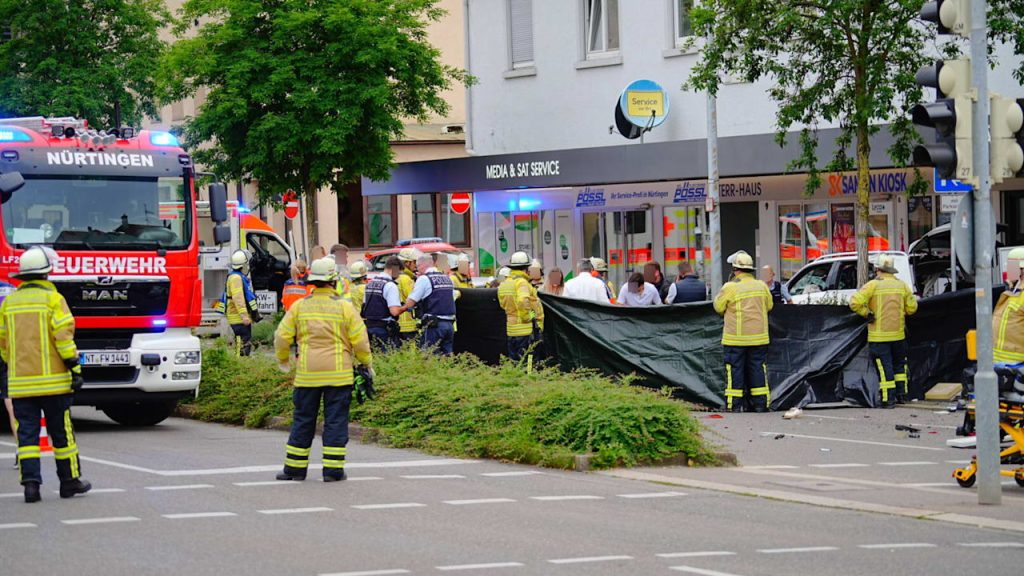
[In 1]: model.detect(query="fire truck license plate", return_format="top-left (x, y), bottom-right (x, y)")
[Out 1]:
top-left (82, 352), bottom-right (131, 366)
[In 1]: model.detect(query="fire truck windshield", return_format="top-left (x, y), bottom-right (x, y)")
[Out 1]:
top-left (1, 175), bottom-right (191, 251)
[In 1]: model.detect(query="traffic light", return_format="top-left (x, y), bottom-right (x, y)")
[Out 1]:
top-left (920, 0), bottom-right (971, 37)
top-left (911, 59), bottom-right (974, 183)
top-left (990, 95), bottom-right (1024, 183)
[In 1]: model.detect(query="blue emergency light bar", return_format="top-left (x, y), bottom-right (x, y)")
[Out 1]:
top-left (150, 132), bottom-right (179, 147)
top-left (0, 129), bottom-right (32, 142)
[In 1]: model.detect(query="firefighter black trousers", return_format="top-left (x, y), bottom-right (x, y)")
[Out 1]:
top-left (723, 345), bottom-right (771, 412)
top-left (870, 339), bottom-right (908, 406)
top-left (283, 386), bottom-right (352, 480)
top-left (13, 394), bottom-right (81, 485)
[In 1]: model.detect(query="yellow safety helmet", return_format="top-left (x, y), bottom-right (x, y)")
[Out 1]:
top-left (398, 247), bottom-right (422, 262)
top-left (307, 257), bottom-right (338, 282)
top-left (349, 260), bottom-right (368, 279)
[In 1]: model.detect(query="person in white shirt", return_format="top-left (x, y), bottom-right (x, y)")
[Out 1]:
top-left (562, 259), bottom-right (611, 304)
top-left (618, 273), bottom-right (660, 306)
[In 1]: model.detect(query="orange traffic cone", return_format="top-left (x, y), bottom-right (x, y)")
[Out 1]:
top-left (39, 416), bottom-right (52, 453)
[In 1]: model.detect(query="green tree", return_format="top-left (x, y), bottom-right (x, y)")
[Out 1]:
top-left (989, 1), bottom-right (1024, 83)
top-left (159, 0), bottom-right (466, 246)
top-left (0, 0), bottom-right (170, 127)
top-left (688, 0), bottom-right (929, 286)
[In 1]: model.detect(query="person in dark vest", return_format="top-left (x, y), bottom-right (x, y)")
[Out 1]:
top-left (644, 261), bottom-right (670, 301)
top-left (402, 253), bottom-right (457, 355)
top-left (361, 257), bottom-right (403, 350)
top-left (665, 262), bottom-right (707, 304)
top-left (761, 265), bottom-right (790, 305)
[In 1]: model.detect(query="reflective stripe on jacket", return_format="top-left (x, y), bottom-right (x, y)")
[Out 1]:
top-left (713, 272), bottom-right (773, 346)
top-left (994, 290), bottom-right (1024, 362)
top-left (349, 281), bottom-right (367, 311)
top-left (0, 280), bottom-right (78, 398)
top-left (281, 281), bottom-right (312, 311)
top-left (498, 271), bottom-right (536, 337)
top-left (225, 271), bottom-right (257, 324)
top-left (274, 287), bottom-right (372, 387)
top-left (335, 277), bottom-right (352, 302)
top-left (849, 273), bottom-right (917, 342)
top-left (397, 270), bottom-right (417, 333)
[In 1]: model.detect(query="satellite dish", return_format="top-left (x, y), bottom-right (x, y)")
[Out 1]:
top-left (614, 99), bottom-right (642, 139)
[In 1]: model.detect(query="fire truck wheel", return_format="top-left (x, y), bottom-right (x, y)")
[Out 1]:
top-left (100, 400), bottom-right (178, 427)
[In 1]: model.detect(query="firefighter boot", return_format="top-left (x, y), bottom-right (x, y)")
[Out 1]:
top-left (276, 470), bottom-right (307, 481)
top-left (23, 481), bottom-right (40, 503)
top-left (323, 470), bottom-right (347, 483)
top-left (59, 478), bottom-right (92, 499)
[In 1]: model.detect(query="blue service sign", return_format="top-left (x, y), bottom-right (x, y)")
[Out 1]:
top-left (934, 169), bottom-right (973, 193)
top-left (618, 80), bottom-right (670, 129)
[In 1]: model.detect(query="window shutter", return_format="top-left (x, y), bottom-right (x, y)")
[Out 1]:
top-left (510, 0), bottom-right (534, 66)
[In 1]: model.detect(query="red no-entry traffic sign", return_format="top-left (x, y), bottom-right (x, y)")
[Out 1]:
top-left (283, 190), bottom-right (299, 220)
top-left (450, 192), bottom-right (471, 215)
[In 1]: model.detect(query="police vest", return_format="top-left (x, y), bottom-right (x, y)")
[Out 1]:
top-left (419, 271), bottom-right (456, 318)
top-left (362, 276), bottom-right (395, 322)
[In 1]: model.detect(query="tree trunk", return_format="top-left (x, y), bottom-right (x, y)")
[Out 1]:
top-left (855, 124), bottom-right (871, 288)
top-left (304, 182), bottom-right (319, 256)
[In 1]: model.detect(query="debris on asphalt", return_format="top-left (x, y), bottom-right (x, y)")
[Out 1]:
top-left (895, 424), bottom-right (921, 433)
top-left (706, 414), bottom-right (724, 419)
top-left (783, 407), bottom-right (803, 419)
top-left (820, 448), bottom-right (831, 453)
top-left (908, 433), bottom-right (920, 438)
top-left (774, 434), bottom-right (785, 440)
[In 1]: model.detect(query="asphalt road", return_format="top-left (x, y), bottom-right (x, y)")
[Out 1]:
top-left (1, 409), bottom-right (1022, 576)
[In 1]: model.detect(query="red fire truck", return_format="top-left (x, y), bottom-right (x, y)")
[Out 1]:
top-left (0, 117), bottom-right (229, 425)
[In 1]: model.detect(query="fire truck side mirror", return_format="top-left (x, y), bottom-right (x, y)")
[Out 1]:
top-left (0, 171), bottom-right (25, 203)
top-left (208, 182), bottom-right (228, 223)
top-left (213, 224), bottom-right (231, 245)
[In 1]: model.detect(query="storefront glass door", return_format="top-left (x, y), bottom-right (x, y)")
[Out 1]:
top-left (581, 209), bottom-right (653, 292)
top-left (663, 206), bottom-right (707, 279)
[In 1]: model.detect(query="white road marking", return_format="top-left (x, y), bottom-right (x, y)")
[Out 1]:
top-left (858, 543), bottom-right (937, 549)
top-left (0, 492), bottom-right (25, 499)
top-left (162, 512), bottom-right (238, 520)
top-left (317, 565), bottom-right (409, 569)
top-left (62, 516), bottom-right (140, 526)
top-left (480, 471), bottom-right (544, 477)
top-left (547, 555), bottom-right (633, 564)
top-left (757, 546), bottom-right (839, 554)
top-left (670, 567), bottom-right (746, 576)
top-left (257, 507), bottom-right (333, 515)
top-left (352, 503), bottom-right (427, 510)
top-left (657, 551), bottom-right (737, 558)
top-left (760, 431), bottom-right (944, 451)
top-left (401, 474), bottom-right (466, 479)
top-left (436, 562), bottom-right (524, 571)
top-left (741, 465), bottom-right (799, 470)
top-left (51, 488), bottom-right (125, 495)
top-left (807, 463), bottom-right (870, 469)
top-left (877, 461), bottom-right (937, 467)
top-left (0, 523), bottom-right (36, 530)
top-left (958, 542), bottom-right (1024, 548)
top-left (348, 477), bottom-right (383, 482)
top-left (145, 484), bottom-right (215, 491)
top-left (946, 460), bottom-right (973, 465)
top-left (443, 498), bottom-right (517, 506)
top-left (617, 491), bottom-right (687, 499)
top-left (234, 481), bottom-right (300, 487)
top-left (530, 495), bottom-right (603, 501)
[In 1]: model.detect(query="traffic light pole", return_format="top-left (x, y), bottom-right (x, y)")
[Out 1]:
top-left (969, 0), bottom-right (1001, 505)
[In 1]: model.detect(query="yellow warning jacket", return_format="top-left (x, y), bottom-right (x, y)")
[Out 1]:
top-left (274, 287), bottom-right (372, 387)
top-left (0, 280), bottom-right (79, 398)
top-left (530, 284), bottom-right (544, 331)
top-left (349, 280), bottom-right (367, 311)
top-left (397, 270), bottom-right (417, 333)
top-left (498, 271), bottom-right (537, 337)
top-left (993, 290), bottom-right (1024, 362)
top-left (450, 272), bottom-right (473, 289)
top-left (713, 272), bottom-right (773, 346)
top-left (225, 273), bottom-right (253, 325)
top-left (849, 273), bottom-right (917, 343)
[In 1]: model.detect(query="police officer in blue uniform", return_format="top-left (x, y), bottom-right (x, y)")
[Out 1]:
top-left (361, 257), bottom-right (403, 350)
top-left (402, 253), bottom-right (457, 355)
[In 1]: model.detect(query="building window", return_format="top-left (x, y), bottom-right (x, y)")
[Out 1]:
top-left (584, 0), bottom-right (619, 57)
top-left (509, 0), bottom-right (534, 69)
top-left (412, 194), bottom-right (436, 238)
top-left (674, 0), bottom-right (694, 44)
top-left (365, 195), bottom-right (397, 247)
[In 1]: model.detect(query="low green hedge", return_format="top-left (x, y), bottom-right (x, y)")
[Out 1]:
top-left (188, 341), bottom-right (714, 470)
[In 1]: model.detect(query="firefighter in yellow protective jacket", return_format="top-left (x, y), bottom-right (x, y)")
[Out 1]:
top-left (225, 249), bottom-right (260, 356)
top-left (450, 253), bottom-right (474, 289)
top-left (0, 247), bottom-right (91, 503)
top-left (348, 261), bottom-right (369, 310)
top-left (850, 254), bottom-right (918, 408)
top-left (713, 251), bottom-right (774, 412)
top-left (274, 257), bottom-right (372, 482)
top-left (396, 248), bottom-right (421, 342)
top-left (993, 247), bottom-right (1024, 363)
top-left (498, 252), bottom-right (538, 362)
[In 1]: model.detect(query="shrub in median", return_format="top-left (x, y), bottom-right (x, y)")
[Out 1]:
top-left (190, 342), bottom-right (714, 470)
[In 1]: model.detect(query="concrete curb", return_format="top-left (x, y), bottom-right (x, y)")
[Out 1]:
top-left (599, 469), bottom-right (1024, 534)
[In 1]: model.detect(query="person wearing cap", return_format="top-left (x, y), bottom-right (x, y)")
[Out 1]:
top-left (850, 254), bottom-right (918, 408)
top-left (1, 246), bottom-right (91, 502)
top-left (396, 248), bottom-right (421, 342)
top-left (562, 258), bottom-right (611, 304)
top-left (401, 253), bottom-right (458, 354)
top-left (274, 257), bottom-right (372, 482)
top-left (450, 253), bottom-right (474, 289)
top-left (362, 257), bottom-right (404, 349)
top-left (281, 259), bottom-right (312, 312)
top-left (498, 252), bottom-right (538, 361)
top-left (713, 251), bottom-right (774, 412)
top-left (348, 261), bottom-right (369, 310)
top-left (222, 249), bottom-right (261, 356)
top-left (994, 247), bottom-right (1024, 363)
top-left (590, 257), bottom-right (617, 303)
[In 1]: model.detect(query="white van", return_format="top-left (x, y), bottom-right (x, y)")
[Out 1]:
top-left (786, 251), bottom-right (915, 305)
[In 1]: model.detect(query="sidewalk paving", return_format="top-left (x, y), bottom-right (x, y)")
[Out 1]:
top-left (601, 405), bottom-right (1024, 533)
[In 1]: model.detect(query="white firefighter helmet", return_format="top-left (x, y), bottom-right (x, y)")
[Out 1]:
top-left (398, 247), bottom-right (422, 262)
top-left (875, 254), bottom-right (898, 274)
top-left (457, 253), bottom-right (471, 264)
top-left (732, 251), bottom-right (755, 271)
top-left (13, 246), bottom-right (56, 278)
top-left (230, 249), bottom-right (251, 270)
top-left (307, 257), bottom-right (338, 282)
top-left (497, 267), bottom-right (511, 279)
top-left (349, 260), bottom-right (368, 279)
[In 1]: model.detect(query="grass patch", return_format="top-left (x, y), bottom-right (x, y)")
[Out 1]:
top-left (188, 341), bottom-right (715, 470)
